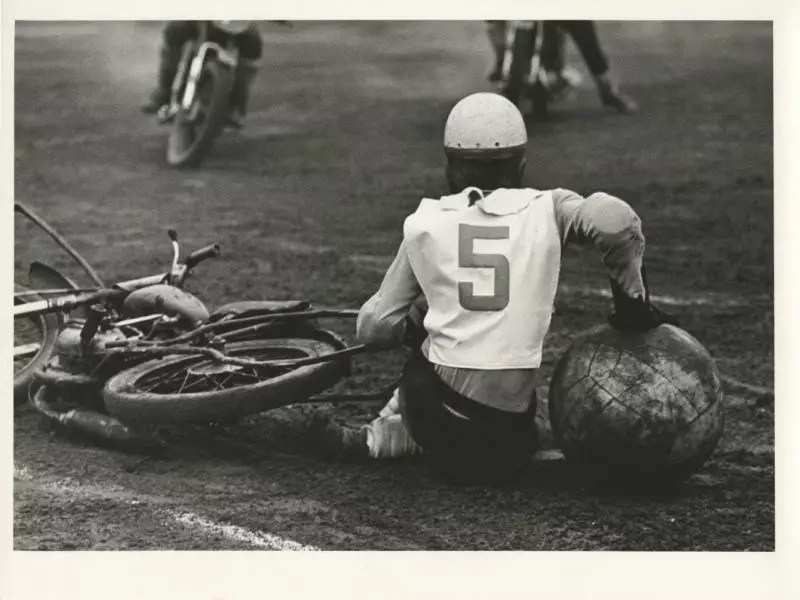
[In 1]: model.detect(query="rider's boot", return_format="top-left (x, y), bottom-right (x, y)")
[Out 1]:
top-left (141, 44), bottom-right (182, 115)
top-left (226, 59), bottom-right (259, 130)
top-left (595, 72), bottom-right (638, 114)
top-left (545, 67), bottom-right (582, 103)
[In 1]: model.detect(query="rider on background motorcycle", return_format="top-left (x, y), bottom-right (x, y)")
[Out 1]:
top-left (141, 21), bottom-right (264, 129)
top-left (487, 20), bottom-right (637, 114)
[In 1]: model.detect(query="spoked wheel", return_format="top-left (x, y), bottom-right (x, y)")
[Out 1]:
top-left (166, 60), bottom-right (234, 168)
top-left (103, 336), bottom-right (349, 424)
top-left (14, 285), bottom-right (60, 404)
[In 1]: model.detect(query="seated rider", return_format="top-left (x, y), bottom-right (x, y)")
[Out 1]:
top-left (356, 92), bottom-right (674, 485)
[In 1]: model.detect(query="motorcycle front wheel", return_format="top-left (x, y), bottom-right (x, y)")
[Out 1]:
top-left (102, 335), bottom-right (350, 424)
top-left (166, 60), bottom-right (234, 168)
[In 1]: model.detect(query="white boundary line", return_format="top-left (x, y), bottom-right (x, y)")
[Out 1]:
top-left (13, 466), bottom-right (321, 551)
top-left (169, 512), bottom-right (319, 551)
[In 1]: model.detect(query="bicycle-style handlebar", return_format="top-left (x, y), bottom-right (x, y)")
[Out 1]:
top-left (185, 244), bottom-right (221, 269)
top-left (14, 240), bottom-right (222, 318)
top-left (114, 240), bottom-right (221, 291)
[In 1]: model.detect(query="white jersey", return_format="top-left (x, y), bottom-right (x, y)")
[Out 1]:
top-left (403, 187), bottom-right (560, 369)
top-left (356, 185), bottom-right (646, 412)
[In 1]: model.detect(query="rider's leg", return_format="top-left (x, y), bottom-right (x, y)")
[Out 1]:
top-left (540, 22), bottom-right (566, 74)
top-left (503, 21), bottom-right (537, 109)
top-left (141, 21), bottom-right (196, 114)
top-left (227, 59), bottom-right (259, 129)
top-left (557, 20), bottom-right (638, 113)
top-left (227, 26), bottom-right (263, 129)
top-left (397, 351), bottom-right (538, 486)
top-left (486, 20), bottom-right (508, 82)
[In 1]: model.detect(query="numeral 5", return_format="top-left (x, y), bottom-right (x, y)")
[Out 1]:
top-left (458, 224), bottom-right (510, 311)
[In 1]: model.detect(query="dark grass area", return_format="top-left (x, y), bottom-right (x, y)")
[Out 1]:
top-left (13, 21), bottom-right (773, 550)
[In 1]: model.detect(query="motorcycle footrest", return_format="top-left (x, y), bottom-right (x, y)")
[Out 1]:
top-left (157, 105), bottom-right (178, 124)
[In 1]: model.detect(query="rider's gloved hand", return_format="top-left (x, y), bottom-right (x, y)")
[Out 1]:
top-left (402, 296), bottom-right (428, 350)
top-left (607, 266), bottom-right (680, 332)
top-left (402, 317), bottom-right (427, 351)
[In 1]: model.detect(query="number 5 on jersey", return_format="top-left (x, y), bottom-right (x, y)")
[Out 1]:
top-left (458, 224), bottom-right (510, 311)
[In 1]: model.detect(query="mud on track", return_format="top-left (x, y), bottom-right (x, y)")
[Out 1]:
top-left (14, 21), bottom-right (773, 550)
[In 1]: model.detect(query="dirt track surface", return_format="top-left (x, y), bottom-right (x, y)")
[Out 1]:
top-left (14, 21), bottom-right (773, 551)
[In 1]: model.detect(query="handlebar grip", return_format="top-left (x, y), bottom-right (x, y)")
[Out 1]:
top-left (185, 243), bottom-right (221, 269)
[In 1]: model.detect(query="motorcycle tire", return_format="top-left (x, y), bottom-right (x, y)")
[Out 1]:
top-left (102, 335), bottom-right (349, 424)
top-left (14, 285), bottom-right (60, 405)
top-left (166, 60), bottom-right (234, 168)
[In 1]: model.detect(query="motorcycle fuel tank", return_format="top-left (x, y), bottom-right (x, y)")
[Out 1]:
top-left (122, 284), bottom-right (210, 327)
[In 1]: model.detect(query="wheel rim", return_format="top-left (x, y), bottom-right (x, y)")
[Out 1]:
top-left (14, 314), bottom-right (45, 377)
top-left (14, 284), bottom-right (51, 385)
top-left (129, 346), bottom-right (314, 396)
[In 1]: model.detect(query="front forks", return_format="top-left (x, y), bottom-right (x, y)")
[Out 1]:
top-left (158, 41), bottom-right (238, 124)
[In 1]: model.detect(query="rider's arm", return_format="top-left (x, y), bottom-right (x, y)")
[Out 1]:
top-left (552, 188), bottom-right (647, 298)
top-left (356, 239), bottom-right (423, 349)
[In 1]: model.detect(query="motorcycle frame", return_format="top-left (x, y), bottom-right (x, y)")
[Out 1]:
top-left (163, 22), bottom-right (240, 121)
top-left (14, 215), bottom-right (366, 371)
top-left (502, 20), bottom-right (547, 87)
top-left (180, 41), bottom-right (238, 111)
top-left (15, 204), bottom-right (395, 451)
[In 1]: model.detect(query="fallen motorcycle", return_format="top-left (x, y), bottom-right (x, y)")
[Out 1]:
top-left (14, 201), bottom-right (392, 451)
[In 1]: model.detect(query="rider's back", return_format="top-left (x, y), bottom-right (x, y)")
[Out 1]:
top-left (404, 186), bottom-right (562, 371)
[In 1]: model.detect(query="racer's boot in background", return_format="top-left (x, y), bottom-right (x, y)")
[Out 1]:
top-left (595, 72), bottom-right (638, 114)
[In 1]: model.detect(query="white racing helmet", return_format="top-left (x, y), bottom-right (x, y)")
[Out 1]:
top-left (443, 92), bottom-right (527, 159)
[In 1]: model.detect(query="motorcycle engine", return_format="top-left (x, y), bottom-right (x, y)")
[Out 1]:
top-left (55, 319), bottom-right (129, 370)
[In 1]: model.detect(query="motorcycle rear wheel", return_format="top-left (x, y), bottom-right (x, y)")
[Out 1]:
top-left (102, 335), bottom-right (349, 424)
top-left (166, 60), bottom-right (234, 168)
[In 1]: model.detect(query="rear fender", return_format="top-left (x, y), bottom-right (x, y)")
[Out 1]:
top-left (28, 261), bottom-right (84, 320)
top-left (29, 261), bottom-right (82, 292)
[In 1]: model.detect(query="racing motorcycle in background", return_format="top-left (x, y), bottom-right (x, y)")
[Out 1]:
top-left (156, 20), bottom-right (257, 168)
top-left (499, 21), bottom-right (582, 121)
